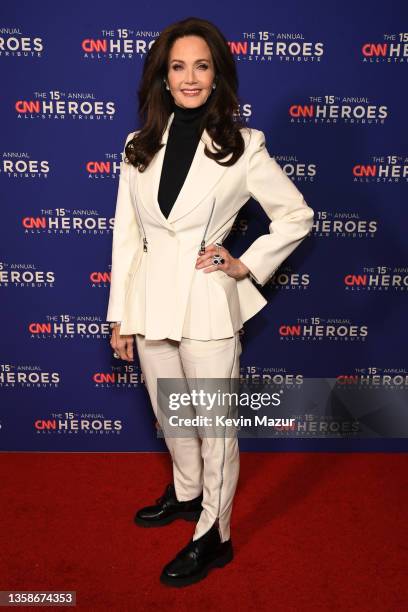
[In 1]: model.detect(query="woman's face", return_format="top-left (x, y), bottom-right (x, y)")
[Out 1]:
top-left (166, 35), bottom-right (215, 109)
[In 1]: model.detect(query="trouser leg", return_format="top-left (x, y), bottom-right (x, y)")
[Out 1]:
top-left (178, 331), bottom-right (242, 543)
top-left (134, 333), bottom-right (203, 501)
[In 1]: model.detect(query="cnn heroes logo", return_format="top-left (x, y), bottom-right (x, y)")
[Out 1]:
top-left (15, 91), bottom-right (116, 120)
top-left (232, 31), bottom-right (324, 62)
top-left (352, 154), bottom-right (408, 183)
top-left (278, 316), bottom-right (368, 342)
top-left (0, 28), bottom-right (44, 57)
top-left (361, 32), bottom-right (408, 63)
top-left (344, 266), bottom-right (408, 292)
top-left (312, 211), bottom-right (378, 238)
top-left (1, 153), bottom-right (49, 178)
top-left (82, 28), bottom-right (157, 60)
top-left (0, 262), bottom-right (55, 287)
top-left (22, 208), bottom-right (113, 235)
top-left (289, 95), bottom-right (388, 124)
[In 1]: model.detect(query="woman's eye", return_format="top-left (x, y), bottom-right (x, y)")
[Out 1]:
top-left (172, 64), bottom-right (209, 70)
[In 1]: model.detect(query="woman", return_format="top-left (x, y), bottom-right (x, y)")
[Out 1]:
top-left (107, 17), bottom-right (314, 587)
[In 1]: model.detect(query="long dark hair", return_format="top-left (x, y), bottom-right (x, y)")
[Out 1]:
top-left (125, 16), bottom-right (248, 171)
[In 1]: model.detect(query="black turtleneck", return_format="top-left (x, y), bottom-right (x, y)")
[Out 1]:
top-left (157, 96), bottom-right (210, 219)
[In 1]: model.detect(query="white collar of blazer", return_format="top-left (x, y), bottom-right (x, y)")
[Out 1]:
top-left (134, 111), bottom-right (230, 229)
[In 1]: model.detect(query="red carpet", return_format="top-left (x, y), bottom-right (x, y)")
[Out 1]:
top-left (0, 452), bottom-right (407, 611)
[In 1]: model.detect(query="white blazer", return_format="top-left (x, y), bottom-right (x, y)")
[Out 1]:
top-left (106, 112), bottom-right (314, 341)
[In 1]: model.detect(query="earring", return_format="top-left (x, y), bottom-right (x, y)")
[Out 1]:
top-left (163, 79), bottom-right (170, 90)
top-left (212, 82), bottom-right (216, 89)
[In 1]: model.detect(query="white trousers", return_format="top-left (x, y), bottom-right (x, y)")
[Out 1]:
top-left (135, 331), bottom-right (242, 543)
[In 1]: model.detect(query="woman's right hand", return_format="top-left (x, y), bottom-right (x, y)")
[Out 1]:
top-left (110, 325), bottom-right (134, 362)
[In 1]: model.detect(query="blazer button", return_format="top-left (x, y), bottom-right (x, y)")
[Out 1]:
top-left (167, 229), bottom-right (175, 237)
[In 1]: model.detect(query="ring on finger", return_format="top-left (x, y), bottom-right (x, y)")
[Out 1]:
top-left (213, 242), bottom-right (224, 266)
top-left (212, 253), bottom-right (225, 265)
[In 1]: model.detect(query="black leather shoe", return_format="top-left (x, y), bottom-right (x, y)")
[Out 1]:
top-left (160, 522), bottom-right (233, 587)
top-left (134, 483), bottom-right (203, 527)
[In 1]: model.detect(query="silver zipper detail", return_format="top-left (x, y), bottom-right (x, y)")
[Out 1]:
top-left (199, 197), bottom-right (216, 255)
top-left (133, 195), bottom-right (218, 256)
top-left (133, 198), bottom-right (148, 252)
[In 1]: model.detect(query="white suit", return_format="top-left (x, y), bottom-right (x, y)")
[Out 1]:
top-left (106, 113), bottom-right (315, 340)
top-left (106, 114), bottom-right (314, 542)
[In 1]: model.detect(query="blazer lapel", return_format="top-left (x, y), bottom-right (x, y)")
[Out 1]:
top-left (135, 112), bottom-right (229, 226)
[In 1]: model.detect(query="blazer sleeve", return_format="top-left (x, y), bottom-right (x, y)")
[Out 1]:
top-left (106, 131), bottom-right (141, 322)
top-left (238, 129), bottom-right (315, 287)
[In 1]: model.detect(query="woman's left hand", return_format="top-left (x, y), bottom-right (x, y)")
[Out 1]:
top-left (195, 243), bottom-right (250, 280)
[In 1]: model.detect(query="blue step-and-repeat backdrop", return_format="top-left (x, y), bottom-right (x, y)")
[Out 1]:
top-left (1, 1), bottom-right (407, 452)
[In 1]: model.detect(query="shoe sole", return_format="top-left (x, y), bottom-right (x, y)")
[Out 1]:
top-left (134, 510), bottom-right (202, 527)
top-left (159, 545), bottom-right (234, 587)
